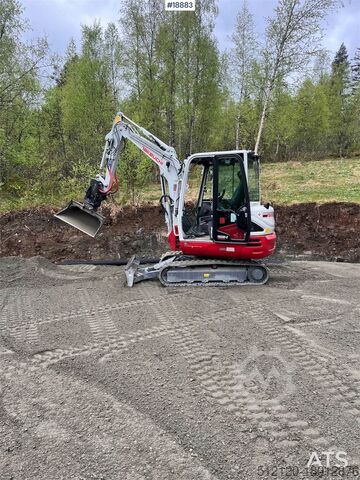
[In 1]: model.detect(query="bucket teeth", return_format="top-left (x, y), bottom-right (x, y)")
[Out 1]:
top-left (54, 201), bottom-right (105, 237)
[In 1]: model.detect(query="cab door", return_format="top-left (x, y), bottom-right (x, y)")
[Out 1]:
top-left (212, 154), bottom-right (251, 243)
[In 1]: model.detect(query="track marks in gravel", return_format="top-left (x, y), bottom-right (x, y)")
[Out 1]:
top-left (2, 323), bottom-right (178, 377)
top-left (1, 368), bottom-right (218, 480)
top-left (146, 296), bottom-right (329, 457)
top-left (79, 289), bottom-right (119, 343)
top-left (1, 294), bottom-right (39, 344)
top-left (245, 302), bottom-right (360, 424)
top-left (226, 291), bottom-right (360, 461)
top-left (0, 286), bottom-right (187, 348)
top-left (1, 288), bottom-right (194, 372)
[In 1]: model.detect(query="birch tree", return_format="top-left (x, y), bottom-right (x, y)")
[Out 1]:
top-left (157, 12), bottom-right (180, 146)
top-left (177, 0), bottom-right (219, 156)
top-left (351, 48), bottom-right (360, 90)
top-left (104, 23), bottom-right (123, 103)
top-left (120, 0), bottom-right (164, 130)
top-left (229, 0), bottom-right (258, 149)
top-left (254, 0), bottom-right (340, 155)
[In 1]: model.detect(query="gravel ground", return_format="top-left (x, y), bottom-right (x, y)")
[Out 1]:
top-left (0, 257), bottom-right (359, 480)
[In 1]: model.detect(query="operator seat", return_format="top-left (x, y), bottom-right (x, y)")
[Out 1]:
top-left (230, 178), bottom-right (246, 210)
top-left (183, 202), bottom-right (212, 238)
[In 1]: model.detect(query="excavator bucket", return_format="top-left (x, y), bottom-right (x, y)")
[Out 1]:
top-left (54, 201), bottom-right (105, 237)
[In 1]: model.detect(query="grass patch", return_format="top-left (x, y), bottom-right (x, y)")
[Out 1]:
top-left (261, 157), bottom-right (360, 204)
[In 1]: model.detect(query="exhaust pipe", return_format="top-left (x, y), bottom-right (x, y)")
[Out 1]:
top-left (55, 201), bottom-right (105, 237)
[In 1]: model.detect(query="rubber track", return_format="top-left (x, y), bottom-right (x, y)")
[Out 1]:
top-left (159, 259), bottom-right (269, 287)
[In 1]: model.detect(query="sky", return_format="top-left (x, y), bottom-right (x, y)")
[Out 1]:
top-left (21, 0), bottom-right (360, 60)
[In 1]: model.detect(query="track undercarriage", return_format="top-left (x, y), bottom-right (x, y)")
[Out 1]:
top-left (125, 253), bottom-right (269, 287)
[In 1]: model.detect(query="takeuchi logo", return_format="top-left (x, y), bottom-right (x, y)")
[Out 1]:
top-left (143, 146), bottom-right (164, 166)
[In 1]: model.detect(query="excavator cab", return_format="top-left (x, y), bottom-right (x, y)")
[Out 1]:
top-left (212, 154), bottom-right (251, 242)
top-left (181, 153), bottom-right (251, 243)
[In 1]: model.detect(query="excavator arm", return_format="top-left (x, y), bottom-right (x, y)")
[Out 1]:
top-left (55, 113), bottom-right (182, 237)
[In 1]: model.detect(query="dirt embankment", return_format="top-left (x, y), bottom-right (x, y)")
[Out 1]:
top-left (0, 204), bottom-right (167, 262)
top-left (276, 203), bottom-right (360, 262)
top-left (0, 202), bottom-right (359, 263)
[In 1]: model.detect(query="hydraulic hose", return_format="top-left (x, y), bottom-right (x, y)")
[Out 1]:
top-left (59, 258), bottom-right (160, 266)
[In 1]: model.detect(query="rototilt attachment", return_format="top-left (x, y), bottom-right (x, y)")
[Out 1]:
top-left (54, 200), bottom-right (105, 237)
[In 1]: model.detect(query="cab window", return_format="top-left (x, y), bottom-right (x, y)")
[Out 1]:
top-left (218, 158), bottom-right (245, 211)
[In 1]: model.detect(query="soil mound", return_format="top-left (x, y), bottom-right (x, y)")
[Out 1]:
top-left (276, 202), bottom-right (360, 262)
top-left (0, 202), bottom-right (359, 262)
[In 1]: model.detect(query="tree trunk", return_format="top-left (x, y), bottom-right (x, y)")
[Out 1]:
top-left (275, 136), bottom-right (279, 159)
top-left (235, 114), bottom-right (240, 150)
top-left (167, 44), bottom-right (176, 146)
top-left (255, 87), bottom-right (270, 155)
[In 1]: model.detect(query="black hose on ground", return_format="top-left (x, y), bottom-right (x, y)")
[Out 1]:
top-left (59, 258), bottom-right (160, 266)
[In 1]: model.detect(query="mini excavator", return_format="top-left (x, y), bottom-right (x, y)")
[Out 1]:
top-left (55, 113), bottom-right (276, 286)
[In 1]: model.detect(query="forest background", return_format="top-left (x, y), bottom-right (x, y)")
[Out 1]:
top-left (1, 0), bottom-right (359, 210)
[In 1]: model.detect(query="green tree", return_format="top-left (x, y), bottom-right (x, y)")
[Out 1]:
top-left (331, 42), bottom-right (351, 92)
top-left (104, 23), bottom-right (124, 102)
top-left (175, 0), bottom-right (220, 157)
top-left (293, 79), bottom-right (330, 157)
top-left (120, 0), bottom-right (164, 130)
top-left (0, 0), bottom-right (47, 191)
top-left (328, 43), bottom-right (352, 156)
top-left (60, 24), bottom-right (115, 177)
top-left (156, 12), bottom-right (180, 146)
top-left (265, 85), bottom-right (295, 160)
